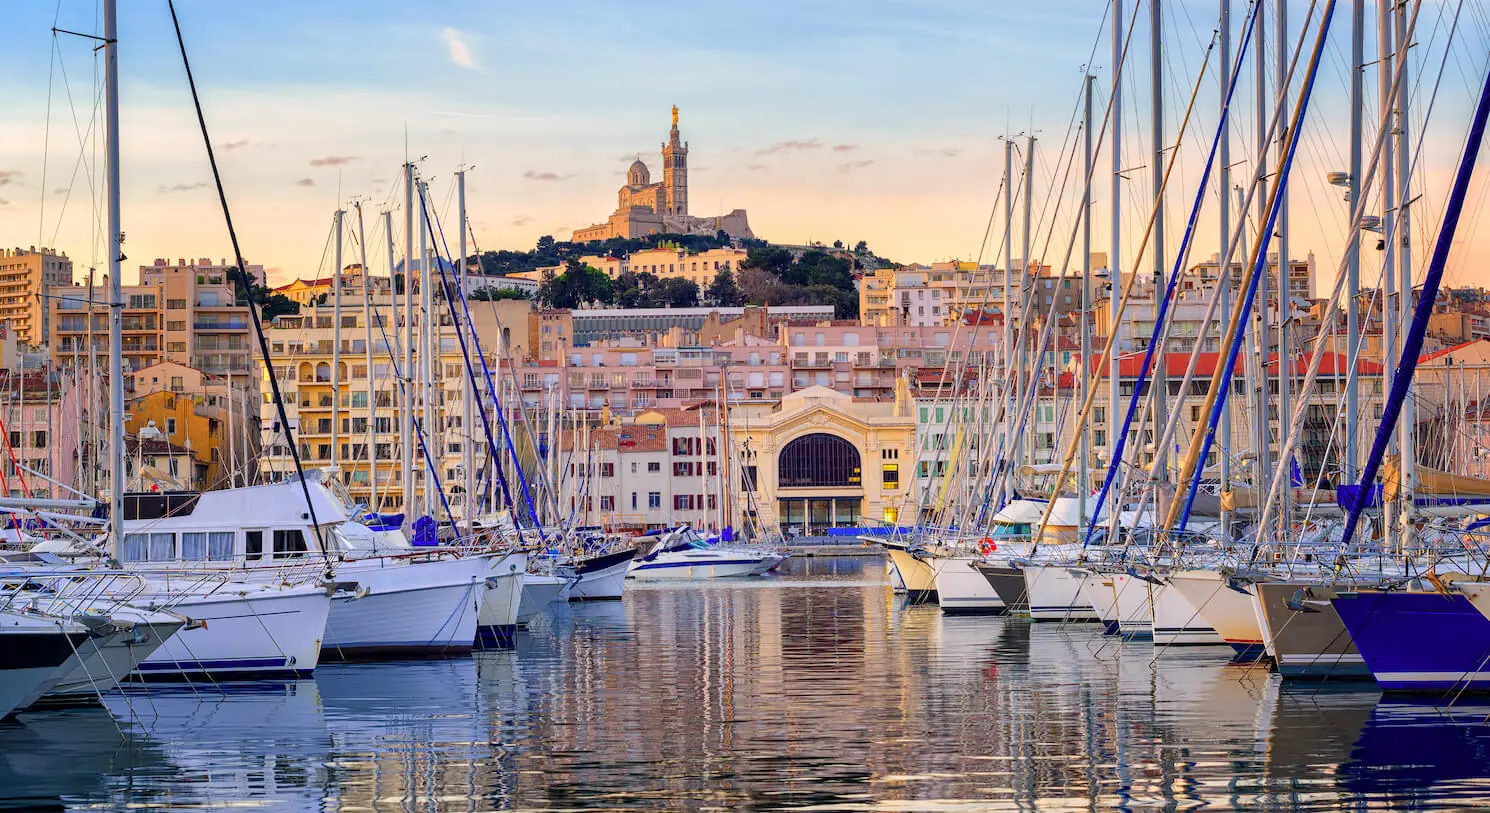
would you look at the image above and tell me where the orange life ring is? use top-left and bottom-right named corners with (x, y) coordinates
top-left (979, 538), bottom-right (997, 556)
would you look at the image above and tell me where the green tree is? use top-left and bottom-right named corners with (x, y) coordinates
top-left (705, 269), bottom-right (744, 307)
top-left (654, 277), bottom-right (699, 308)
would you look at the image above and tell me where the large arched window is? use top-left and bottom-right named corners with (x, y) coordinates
top-left (779, 433), bottom-right (861, 487)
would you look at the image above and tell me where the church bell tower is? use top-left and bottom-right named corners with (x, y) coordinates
top-left (662, 105), bottom-right (688, 217)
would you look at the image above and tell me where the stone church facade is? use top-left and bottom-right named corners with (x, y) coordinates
top-left (573, 107), bottom-right (753, 243)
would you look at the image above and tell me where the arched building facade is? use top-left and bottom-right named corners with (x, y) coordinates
top-left (728, 386), bottom-right (915, 535)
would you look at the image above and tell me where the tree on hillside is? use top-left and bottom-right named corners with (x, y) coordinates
top-left (654, 278), bottom-right (700, 308)
top-left (705, 269), bottom-right (744, 307)
top-left (536, 259), bottom-right (614, 309)
top-left (741, 246), bottom-right (795, 277)
top-left (469, 287), bottom-right (531, 302)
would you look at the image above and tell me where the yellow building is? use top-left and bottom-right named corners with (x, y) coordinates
top-left (728, 386), bottom-right (915, 533)
top-left (272, 277), bottom-right (333, 307)
top-left (0, 246), bottom-right (73, 347)
top-left (123, 388), bottom-right (226, 489)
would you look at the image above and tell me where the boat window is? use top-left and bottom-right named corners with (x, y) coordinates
top-left (122, 532), bottom-right (175, 562)
top-left (181, 532), bottom-right (233, 561)
top-left (245, 530), bottom-right (264, 560)
top-left (273, 529), bottom-right (308, 558)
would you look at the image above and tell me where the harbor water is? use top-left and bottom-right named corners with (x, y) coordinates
top-left (3, 556), bottom-right (1488, 811)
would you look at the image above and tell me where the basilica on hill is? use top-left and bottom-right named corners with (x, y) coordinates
top-left (572, 107), bottom-right (754, 244)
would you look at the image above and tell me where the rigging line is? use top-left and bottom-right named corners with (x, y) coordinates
top-left (163, 0), bottom-right (327, 553)
top-left (416, 185), bottom-right (523, 527)
top-left (1176, 0), bottom-right (1338, 534)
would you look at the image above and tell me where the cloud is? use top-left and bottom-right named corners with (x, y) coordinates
top-left (511, 216), bottom-right (534, 227)
top-left (0, 170), bottom-right (18, 187)
top-left (309, 155), bottom-right (357, 167)
top-left (756, 138), bottom-right (822, 156)
top-left (157, 182), bottom-right (209, 193)
top-left (0, 199), bottom-right (9, 207)
top-left (838, 160), bottom-right (877, 173)
top-left (52, 188), bottom-right (67, 196)
top-left (522, 170), bottom-right (572, 182)
top-left (831, 144), bottom-right (859, 153)
top-left (747, 164), bottom-right (768, 172)
top-left (442, 28), bottom-right (478, 70)
top-left (220, 139), bottom-right (250, 151)
top-left (296, 178), bottom-right (316, 187)
top-left (917, 147), bottom-right (961, 158)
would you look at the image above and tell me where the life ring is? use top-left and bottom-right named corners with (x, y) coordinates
top-left (979, 538), bottom-right (997, 556)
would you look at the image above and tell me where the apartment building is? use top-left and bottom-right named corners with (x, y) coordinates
top-left (0, 247), bottom-right (73, 347)
top-left (50, 258), bottom-right (257, 389)
top-left (0, 369), bottom-right (87, 498)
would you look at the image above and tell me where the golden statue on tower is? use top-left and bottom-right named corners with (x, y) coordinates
top-left (671, 104), bottom-right (679, 128)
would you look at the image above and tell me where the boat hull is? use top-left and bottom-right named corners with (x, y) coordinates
top-left (628, 552), bottom-right (785, 580)
top-left (478, 552), bottom-right (529, 649)
top-left (932, 557), bottom-right (1005, 614)
top-left (568, 549), bottom-right (635, 601)
top-left (518, 573), bottom-right (570, 627)
top-left (975, 563), bottom-right (1028, 613)
top-left (1076, 571), bottom-right (1121, 634)
top-left (884, 547), bottom-right (938, 604)
top-left (1332, 590), bottom-right (1490, 692)
top-left (323, 555), bottom-right (489, 658)
top-left (1253, 581), bottom-right (1369, 680)
top-left (134, 585), bottom-right (331, 681)
top-left (1150, 580), bottom-right (1225, 646)
top-left (1111, 573), bottom-right (1154, 640)
top-left (0, 627), bottom-right (88, 718)
top-left (1167, 570), bottom-right (1267, 656)
top-left (37, 618), bottom-right (184, 703)
top-left (1024, 564), bottom-right (1100, 621)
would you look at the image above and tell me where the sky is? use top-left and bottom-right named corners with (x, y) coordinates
top-left (0, 1), bottom-right (1487, 293)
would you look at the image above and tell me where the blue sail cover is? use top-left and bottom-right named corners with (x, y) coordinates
top-left (411, 515), bottom-right (439, 546)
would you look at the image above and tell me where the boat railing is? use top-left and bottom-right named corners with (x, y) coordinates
top-left (0, 568), bottom-right (154, 618)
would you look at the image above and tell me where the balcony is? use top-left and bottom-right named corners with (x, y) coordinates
top-left (195, 320), bottom-right (250, 331)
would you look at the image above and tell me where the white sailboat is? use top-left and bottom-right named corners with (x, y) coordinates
top-left (627, 527), bottom-right (786, 580)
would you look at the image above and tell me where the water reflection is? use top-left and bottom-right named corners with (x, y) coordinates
top-left (1, 556), bottom-right (1489, 810)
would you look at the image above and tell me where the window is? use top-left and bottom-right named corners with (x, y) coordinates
top-left (742, 465), bottom-right (758, 491)
top-left (167, 298), bottom-right (187, 309)
top-left (600, 495), bottom-right (615, 511)
top-left (122, 532), bottom-right (175, 562)
top-left (247, 529), bottom-right (266, 560)
top-left (182, 531), bottom-right (235, 561)
top-left (31, 431), bottom-right (45, 447)
top-left (170, 376), bottom-right (184, 392)
top-left (631, 492), bottom-right (638, 509)
top-left (273, 529), bottom-right (308, 558)
top-left (630, 462), bottom-right (638, 474)
top-left (167, 342), bottom-right (187, 353)
top-left (167, 321), bottom-right (186, 332)
top-left (600, 463), bottom-right (615, 477)
top-left (648, 462), bottom-right (661, 473)
top-left (778, 433), bottom-right (861, 487)
top-left (648, 491), bottom-right (661, 509)
top-left (882, 463), bottom-right (900, 488)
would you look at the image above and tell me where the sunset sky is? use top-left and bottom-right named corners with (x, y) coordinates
top-left (0, 1), bottom-right (1486, 292)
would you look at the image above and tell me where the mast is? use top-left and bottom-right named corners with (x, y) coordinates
top-left (1379, 0), bottom-right (1397, 542)
top-left (332, 208), bottom-right (343, 473)
top-left (1218, 0), bottom-right (1233, 536)
top-left (1020, 134), bottom-right (1034, 480)
top-left (383, 209), bottom-right (397, 509)
top-left (457, 169), bottom-right (475, 529)
top-left (402, 164), bottom-right (416, 518)
top-left (224, 374), bottom-right (235, 486)
top-left (104, 0), bottom-right (124, 551)
top-left (1080, 73), bottom-right (1094, 527)
top-left (1251, 4), bottom-right (1272, 517)
top-left (1346, 0), bottom-right (1364, 482)
top-left (1275, 0), bottom-right (1292, 527)
top-left (1003, 139), bottom-right (1015, 505)
top-left (1394, 0), bottom-right (1414, 544)
top-left (1149, 0), bottom-right (1168, 478)
top-left (419, 181), bottom-right (435, 520)
top-left (1107, 0), bottom-right (1123, 543)
top-left (357, 203), bottom-right (377, 509)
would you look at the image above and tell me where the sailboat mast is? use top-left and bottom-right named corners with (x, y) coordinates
top-left (332, 208), bottom-right (343, 472)
top-left (1108, 0), bottom-right (1123, 542)
top-left (357, 203), bottom-right (377, 510)
top-left (1346, 0), bottom-right (1364, 482)
top-left (402, 164), bottom-right (416, 519)
top-left (1379, 0), bottom-right (1398, 542)
top-left (458, 169), bottom-right (475, 528)
top-left (1020, 134), bottom-right (1033, 480)
top-left (383, 209), bottom-right (397, 510)
top-left (1218, 0), bottom-right (1233, 537)
top-left (1394, 0), bottom-right (1415, 544)
top-left (1149, 0), bottom-right (1168, 478)
top-left (1079, 73), bottom-right (1094, 528)
top-left (1003, 139), bottom-right (1015, 506)
top-left (419, 181), bottom-right (435, 520)
top-left (1251, 5), bottom-right (1272, 519)
top-left (104, 0), bottom-right (124, 553)
top-left (1276, 0), bottom-right (1292, 528)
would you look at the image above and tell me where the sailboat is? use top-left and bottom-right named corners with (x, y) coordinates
top-left (627, 526), bottom-right (786, 580)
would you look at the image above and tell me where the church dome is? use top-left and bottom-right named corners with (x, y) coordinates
top-left (627, 159), bottom-right (650, 187)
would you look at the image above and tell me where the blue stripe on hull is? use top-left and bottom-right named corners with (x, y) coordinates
top-left (476, 624), bottom-right (517, 650)
top-left (1333, 592), bottom-right (1490, 692)
top-left (130, 657), bottom-right (309, 682)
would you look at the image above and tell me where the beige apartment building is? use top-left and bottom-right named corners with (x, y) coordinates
top-left (50, 257), bottom-right (258, 389)
top-left (0, 247), bottom-right (74, 347)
